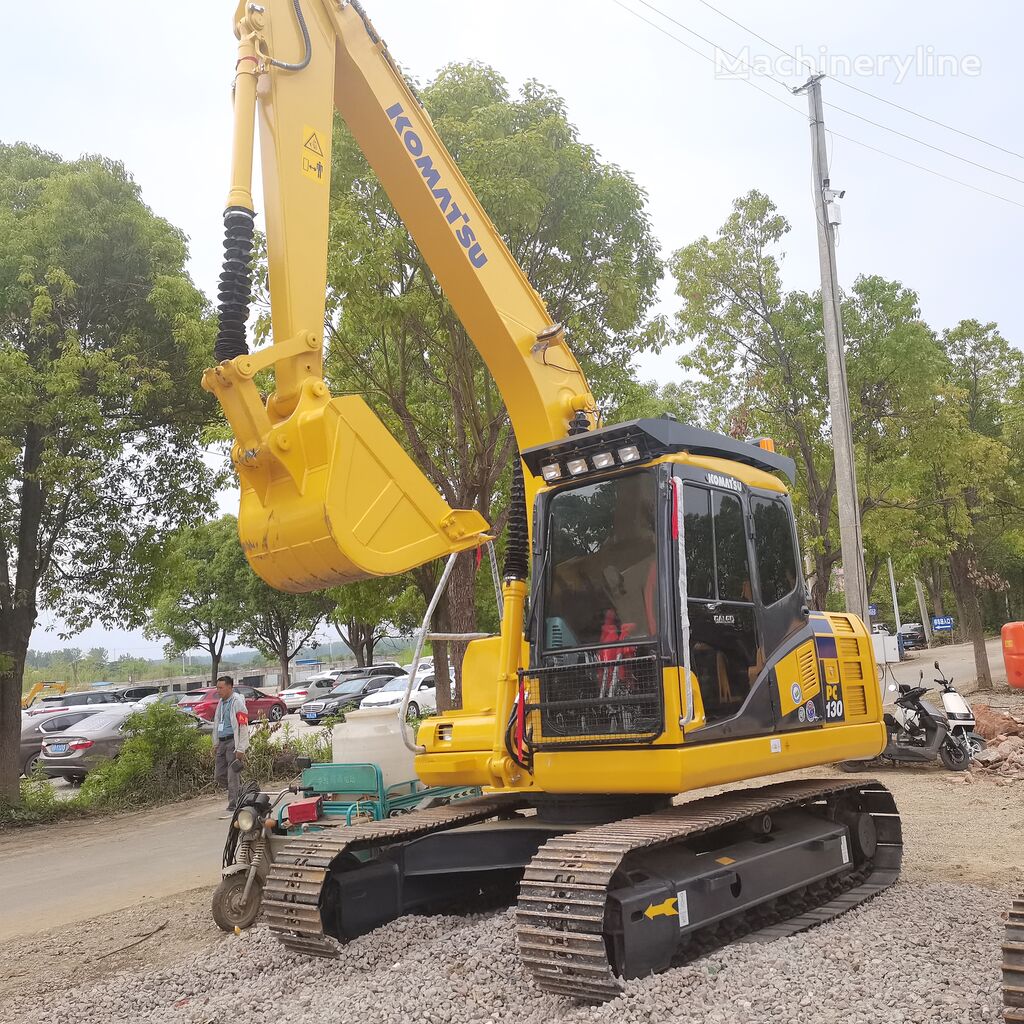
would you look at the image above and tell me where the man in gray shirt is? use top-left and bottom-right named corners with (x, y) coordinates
top-left (213, 675), bottom-right (250, 814)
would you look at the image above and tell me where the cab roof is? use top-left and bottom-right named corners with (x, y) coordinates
top-left (521, 418), bottom-right (796, 484)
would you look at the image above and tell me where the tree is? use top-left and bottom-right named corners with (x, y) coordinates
top-left (671, 192), bottom-right (946, 609)
top-left (0, 144), bottom-right (218, 802)
top-left (235, 579), bottom-right (334, 689)
top-left (254, 63), bottom-right (663, 706)
top-left (147, 516), bottom-right (251, 685)
top-left (328, 577), bottom-right (423, 667)
top-left (930, 320), bottom-right (1023, 689)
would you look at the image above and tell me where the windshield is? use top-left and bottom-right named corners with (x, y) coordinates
top-left (375, 675), bottom-right (412, 693)
top-left (328, 678), bottom-right (373, 697)
top-left (544, 471), bottom-right (659, 650)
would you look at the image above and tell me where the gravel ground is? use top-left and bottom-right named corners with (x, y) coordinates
top-left (1, 882), bottom-right (1007, 1024)
top-left (1, 767), bottom-right (1018, 1024)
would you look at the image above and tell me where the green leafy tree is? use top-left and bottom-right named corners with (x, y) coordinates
top-left (671, 191), bottom-right (946, 610)
top-left (255, 63), bottom-right (663, 706)
top-left (0, 144), bottom-right (217, 802)
top-left (328, 577), bottom-right (423, 667)
top-left (235, 579), bottom-right (334, 688)
top-left (147, 516), bottom-right (251, 685)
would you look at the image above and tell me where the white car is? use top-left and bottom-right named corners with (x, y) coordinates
top-left (360, 673), bottom-right (437, 717)
top-left (401, 657), bottom-right (434, 676)
top-left (278, 676), bottom-right (341, 712)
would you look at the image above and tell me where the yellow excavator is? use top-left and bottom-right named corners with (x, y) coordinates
top-left (203, 0), bottom-right (901, 1000)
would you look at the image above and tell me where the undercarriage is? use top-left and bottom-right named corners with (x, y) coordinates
top-left (263, 778), bottom-right (902, 1002)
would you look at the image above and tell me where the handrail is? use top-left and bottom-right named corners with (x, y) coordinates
top-left (399, 551), bottom-right (459, 753)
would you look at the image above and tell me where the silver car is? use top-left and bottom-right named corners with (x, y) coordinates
top-left (39, 705), bottom-right (140, 783)
top-left (20, 706), bottom-right (113, 777)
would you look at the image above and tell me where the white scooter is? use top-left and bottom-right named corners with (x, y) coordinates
top-left (842, 661), bottom-right (983, 772)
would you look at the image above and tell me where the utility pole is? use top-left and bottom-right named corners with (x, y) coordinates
top-left (794, 74), bottom-right (869, 623)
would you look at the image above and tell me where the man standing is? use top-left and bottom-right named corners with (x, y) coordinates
top-left (213, 674), bottom-right (250, 815)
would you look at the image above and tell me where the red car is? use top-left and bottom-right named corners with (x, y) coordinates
top-left (179, 685), bottom-right (286, 723)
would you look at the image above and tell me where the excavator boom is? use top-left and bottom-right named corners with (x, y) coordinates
top-left (203, 0), bottom-right (594, 591)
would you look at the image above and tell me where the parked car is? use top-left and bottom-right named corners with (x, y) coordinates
top-left (20, 706), bottom-right (113, 777)
top-left (178, 685), bottom-right (287, 722)
top-left (135, 691), bottom-right (190, 708)
top-left (401, 657), bottom-right (434, 676)
top-left (38, 704), bottom-right (141, 783)
top-left (278, 676), bottom-right (341, 712)
top-left (31, 690), bottom-right (125, 711)
top-left (109, 685), bottom-right (161, 702)
top-left (360, 673), bottom-right (438, 718)
top-left (898, 622), bottom-right (927, 650)
top-left (299, 675), bottom-right (395, 724)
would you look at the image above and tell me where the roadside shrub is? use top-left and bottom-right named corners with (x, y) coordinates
top-left (81, 703), bottom-right (214, 807)
top-left (243, 720), bottom-right (332, 784)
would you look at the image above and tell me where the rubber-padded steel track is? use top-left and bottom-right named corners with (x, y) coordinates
top-left (1005, 894), bottom-right (1024, 1024)
top-left (515, 778), bottom-right (902, 1003)
top-left (263, 794), bottom-right (528, 956)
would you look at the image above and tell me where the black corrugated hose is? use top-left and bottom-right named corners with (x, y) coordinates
top-left (503, 457), bottom-right (529, 582)
top-left (214, 206), bottom-right (255, 362)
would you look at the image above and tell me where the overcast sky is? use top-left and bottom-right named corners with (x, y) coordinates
top-left (5, 0), bottom-right (1021, 657)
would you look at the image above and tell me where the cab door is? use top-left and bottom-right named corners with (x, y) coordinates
top-left (679, 479), bottom-right (769, 738)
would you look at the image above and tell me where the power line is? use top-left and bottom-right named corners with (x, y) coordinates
top-left (823, 99), bottom-right (1024, 187)
top-left (827, 129), bottom-right (1024, 210)
top-left (689, 0), bottom-right (1024, 162)
top-left (612, 0), bottom-right (1024, 210)
top-left (610, 0), bottom-right (805, 118)
top-left (633, 0), bottom-right (1024, 185)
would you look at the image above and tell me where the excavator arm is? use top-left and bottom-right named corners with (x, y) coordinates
top-left (203, 0), bottom-right (596, 592)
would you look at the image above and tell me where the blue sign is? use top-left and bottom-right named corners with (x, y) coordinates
top-left (931, 615), bottom-right (955, 632)
top-left (868, 603), bottom-right (878, 617)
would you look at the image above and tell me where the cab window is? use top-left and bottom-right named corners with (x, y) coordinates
top-left (752, 496), bottom-right (798, 605)
top-left (682, 483), bottom-right (759, 725)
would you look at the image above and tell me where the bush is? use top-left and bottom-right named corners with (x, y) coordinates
top-left (242, 719), bottom-right (332, 785)
top-left (81, 703), bottom-right (214, 807)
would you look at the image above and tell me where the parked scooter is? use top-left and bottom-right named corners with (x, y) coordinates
top-left (841, 661), bottom-right (982, 773)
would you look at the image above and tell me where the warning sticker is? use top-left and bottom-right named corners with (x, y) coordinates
top-left (677, 890), bottom-right (690, 928)
top-left (301, 124), bottom-right (328, 184)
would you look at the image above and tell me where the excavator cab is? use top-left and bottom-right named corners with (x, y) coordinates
top-left (516, 418), bottom-right (839, 767)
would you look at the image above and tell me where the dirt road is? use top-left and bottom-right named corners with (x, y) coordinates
top-left (0, 794), bottom-right (226, 942)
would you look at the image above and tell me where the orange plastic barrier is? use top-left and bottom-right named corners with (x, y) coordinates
top-left (1001, 622), bottom-right (1024, 689)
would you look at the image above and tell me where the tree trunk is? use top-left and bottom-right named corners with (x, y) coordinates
top-left (926, 559), bottom-right (946, 617)
top-left (210, 652), bottom-right (221, 687)
top-left (278, 650), bottom-right (290, 690)
top-left (0, 609), bottom-right (35, 802)
top-left (442, 551), bottom-right (477, 710)
top-left (948, 549), bottom-right (992, 691)
top-left (811, 551), bottom-right (832, 610)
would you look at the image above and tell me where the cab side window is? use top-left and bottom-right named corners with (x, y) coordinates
top-left (752, 496), bottom-right (798, 605)
top-left (683, 483), bottom-right (759, 724)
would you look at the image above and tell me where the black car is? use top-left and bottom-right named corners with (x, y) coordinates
top-left (299, 675), bottom-right (397, 723)
top-left (898, 623), bottom-right (926, 651)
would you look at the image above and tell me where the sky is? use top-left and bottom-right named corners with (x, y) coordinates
top-left (5, 0), bottom-right (1021, 656)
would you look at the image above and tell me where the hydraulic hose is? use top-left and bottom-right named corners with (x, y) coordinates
top-left (503, 458), bottom-right (529, 582)
top-left (268, 0), bottom-right (312, 72)
top-left (214, 206), bottom-right (255, 362)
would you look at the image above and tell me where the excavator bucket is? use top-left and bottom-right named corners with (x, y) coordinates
top-left (236, 395), bottom-right (490, 592)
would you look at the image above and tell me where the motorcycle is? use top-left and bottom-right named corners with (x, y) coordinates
top-left (211, 777), bottom-right (301, 931)
top-left (841, 661), bottom-right (982, 773)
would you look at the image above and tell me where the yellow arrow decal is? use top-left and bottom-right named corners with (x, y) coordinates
top-left (643, 896), bottom-right (678, 920)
